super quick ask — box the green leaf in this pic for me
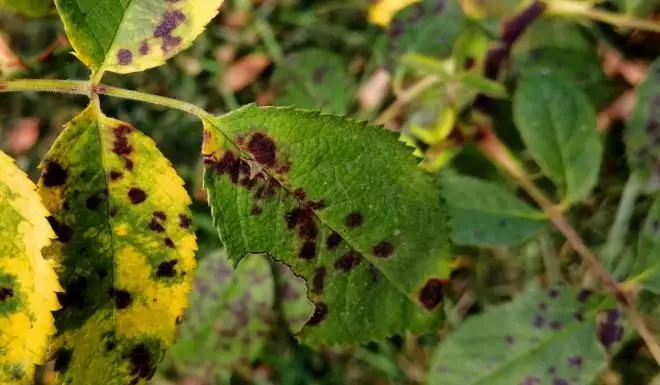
[514,72,603,205]
[37,105,197,385]
[513,47,614,108]
[54,0,224,80]
[270,49,356,115]
[202,105,452,345]
[0,0,53,17]
[386,0,466,60]
[631,199,660,294]
[172,252,274,377]
[427,284,624,385]
[275,263,314,334]
[0,151,61,385]
[625,57,660,193]
[443,174,546,246]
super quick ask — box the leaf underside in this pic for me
[428,284,623,385]
[37,105,196,385]
[55,0,224,77]
[0,151,61,385]
[172,252,274,377]
[202,105,452,345]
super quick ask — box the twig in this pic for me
[375,75,438,126]
[473,122,660,365]
[545,0,660,33]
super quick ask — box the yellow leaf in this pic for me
[37,105,197,385]
[368,0,420,26]
[0,151,61,384]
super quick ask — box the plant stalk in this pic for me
[545,0,660,33]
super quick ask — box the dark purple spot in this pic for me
[179,214,192,228]
[127,344,157,381]
[554,378,569,385]
[148,218,165,233]
[153,211,166,221]
[345,212,363,228]
[246,132,277,167]
[299,241,316,260]
[550,320,562,330]
[86,195,102,210]
[154,10,186,38]
[505,335,514,344]
[111,289,131,309]
[117,49,133,65]
[293,188,306,200]
[520,376,540,385]
[577,288,592,303]
[323,233,342,253]
[109,171,123,181]
[285,207,318,240]
[164,238,175,248]
[548,288,559,299]
[251,206,263,216]
[42,161,67,187]
[46,216,73,243]
[0,287,13,301]
[419,279,445,310]
[605,308,621,322]
[548,366,556,374]
[538,303,547,311]
[128,188,147,204]
[124,158,134,171]
[574,311,584,322]
[157,260,178,277]
[532,314,545,328]
[306,302,327,326]
[113,125,133,155]
[598,309,624,349]
[139,40,150,55]
[334,250,362,272]
[373,241,394,258]
[568,356,583,368]
[312,267,326,294]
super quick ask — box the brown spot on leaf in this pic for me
[157,260,178,277]
[285,207,318,240]
[294,188,306,200]
[86,195,102,211]
[127,344,157,381]
[139,40,150,55]
[373,241,394,258]
[306,302,328,326]
[153,211,166,221]
[113,125,133,155]
[345,212,363,228]
[251,206,263,216]
[109,171,123,181]
[0,287,13,301]
[308,200,327,210]
[247,132,277,166]
[299,241,317,260]
[128,188,147,204]
[164,238,175,248]
[179,214,192,228]
[117,49,133,65]
[419,278,445,310]
[148,218,165,233]
[124,158,134,171]
[42,161,67,187]
[111,289,132,309]
[46,216,73,242]
[335,250,362,272]
[312,267,326,294]
[326,232,342,250]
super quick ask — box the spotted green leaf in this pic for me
[428,284,623,385]
[443,174,546,246]
[631,199,660,294]
[202,106,451,345]
[0,151,61,385]
[54,0,224,81]
[172,252,274,378]
[271,49,356,115]
[275,263,314,334]
[37,105,196,385]
[625,57,660,193]
[386,0,466,60]
[514,72,603,205]
[0,0,53,17]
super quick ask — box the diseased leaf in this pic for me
[625,57,660,193]
[202,105,451,345]
[428,284,624,385]
[386,0,466,60]
[0,0,53,17]
[172,252,274,378]
[37,105,196,385]
[275,263,313,334]
[631,199,660,294]
[443,174,546,246]
[54,0,224,80]
[0,151,61,385]
[271,49,356,115]
[514,72,603,205]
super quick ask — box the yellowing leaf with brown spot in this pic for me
[55,0,225,81]
[37,105,197,385]
[0,150,61,385]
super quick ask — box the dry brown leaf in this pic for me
[358,68,392,112]
[221,54,272,92]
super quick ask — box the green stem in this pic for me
[602,176,641,278]
[0,79,90,95]
[545,0,660,33]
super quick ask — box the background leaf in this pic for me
[443,173,547,246]
[0,0,53,17]
[55,0,224,79]
[0,151,61,385]
[37,105,196,385]
[625,57,660,193]
[275,263,314,334]
[386,0,466,60]
[514,72,603,204]
[172,252,274,379]
[202,106,451,345]
[631,198,660,294]
[428,284,623,385]
[271,49,356,115]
